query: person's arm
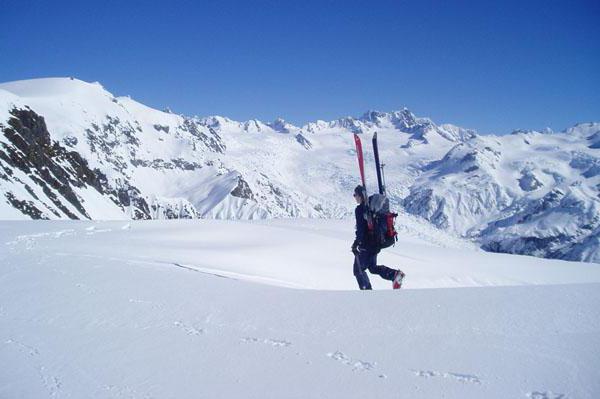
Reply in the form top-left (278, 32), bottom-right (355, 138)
top-left (354, 205), bottom-right (367, 250)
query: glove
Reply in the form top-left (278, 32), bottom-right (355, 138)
top-left (351, 240), bottom-right (359, 256)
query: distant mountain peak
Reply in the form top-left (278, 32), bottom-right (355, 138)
top-left (510, 127), bottom-right (555, 136)
top-left (268, 118), bottom-right (296, 133)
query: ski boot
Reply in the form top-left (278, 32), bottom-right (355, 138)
top-left (393, 270), bottom-right (405, 289)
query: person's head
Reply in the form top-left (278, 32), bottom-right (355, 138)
top-left (353, 185), bottom-right (365, 204)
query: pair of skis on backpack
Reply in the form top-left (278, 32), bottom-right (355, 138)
top-left (354, 132), bottom-right (385, 198)
top-left (354, 132), bottom-right (405, 289)
top-left (353, 132), bottom-right (399, 250)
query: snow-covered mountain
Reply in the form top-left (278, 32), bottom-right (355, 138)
top-left (1, 78), bottom-right (598, 263)
top-left (403, 125), bottom-right (600, 263)
top-left (0, 77), bottom-right (469, 222)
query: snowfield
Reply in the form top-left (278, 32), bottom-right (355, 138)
top-left (1, 218), bottom-right (600, 398)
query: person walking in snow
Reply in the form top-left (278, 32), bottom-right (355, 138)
top-left (351, 185), bottom-right (404, 290)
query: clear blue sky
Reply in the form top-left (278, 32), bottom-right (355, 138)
top-left (1, 0), bottom-right (598, 134)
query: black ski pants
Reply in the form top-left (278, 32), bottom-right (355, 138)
top-left (353, 250), bottom-right (396, 290)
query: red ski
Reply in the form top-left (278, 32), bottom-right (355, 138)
top-left (353, 133), bottom-right (366, 190)
top-left (354, 133), bottom-right (373, 229)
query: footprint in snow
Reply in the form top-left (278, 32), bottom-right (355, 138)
top-left (5, 338), bottom-right (40, 356)
top-left (414, 370), bottom-right (438, 378)
top-left (6, 340), bottom-right (62, 397)
top-left (446, 372), bottom-right (482, 384)
top-left (327, 351), bottom-right (376, 372)
top-left (128, 298), bottom-right (163, 311)
top-left (6, 229), bottom-right (76, 249)
top-left (51, 229), bottom-right (75, 238)
top-left (264, 338), bottom-right (292, 347)
top-left (241, 337), bottom-right (292, 347)
top-left (6, 235), bottom-right (36, 250)
top-left (85, 226), bottom-right (112, 235)
top-left (526, 392), bottom-right (568, 399)
top-left (411, 369), bottom-right (481, 384)
top-left (75, 283), bottom-right (96, 294)
top-left (39, 366), bottom-right (62, 398)
top-left (173, 321), bottom-right (204, 336)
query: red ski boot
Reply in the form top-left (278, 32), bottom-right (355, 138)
top-left (393, 270), bottom-right (405, 289)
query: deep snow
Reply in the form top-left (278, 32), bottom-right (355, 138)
top-left (1, 219), bottom-right (600, 398)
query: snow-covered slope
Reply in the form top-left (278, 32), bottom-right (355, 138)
top-left (1, 77), bottom-right (599, 263)
top-left (403, 125), bottom-right (600, 262)
top-left (0, 78), bottom-right (229, 220)
top-left (1, 219), bottom-right (599, 398)
top-left (0, 78), bottom-right (471, 223)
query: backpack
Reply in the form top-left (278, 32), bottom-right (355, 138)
top-left (367, 193), bottom-right (398, 250)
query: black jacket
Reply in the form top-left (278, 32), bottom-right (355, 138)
top-left (354, 203), bottom-right (378, 252)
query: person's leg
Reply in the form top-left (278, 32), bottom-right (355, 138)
top-left (353, 255), bottom-right (372, 290)
top-left (366, 253), bottom-right (397, 281)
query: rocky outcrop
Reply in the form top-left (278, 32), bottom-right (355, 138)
top-left (0, 108), bottom-right (151, 219)
top-left (1, 108), bottom-right (105, 218)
